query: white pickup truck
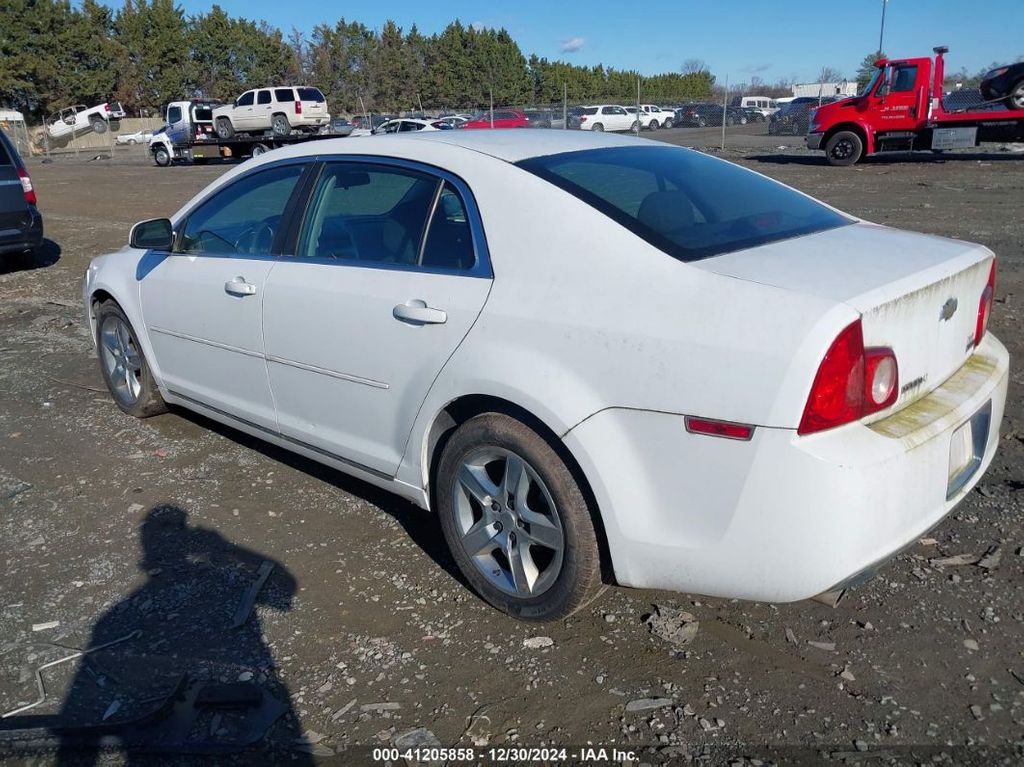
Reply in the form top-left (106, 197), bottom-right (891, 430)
top-left (46, 102), bottom-right (126, 141)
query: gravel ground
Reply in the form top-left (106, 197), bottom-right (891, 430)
top-left (1, 132), bottom-right (1022, 764)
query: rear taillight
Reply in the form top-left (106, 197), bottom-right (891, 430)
top-left (295, 100), bottom-right (302, 114)
top-left (974, 259), bottom-right (996, 347)
top-left (17, 168), bottom-right (36, 205)
top-left (580, 115), bottom-right (587, 122)
top-left (798, 319), bottom-right (898, 435)
top-left (103, 102), bottom-right (109, 114)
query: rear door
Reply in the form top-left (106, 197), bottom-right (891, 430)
top-left (255, 89), bottom-right (273, 130)
top-left (0, 134), bottom-right (29, 233)
top-left (262, 159), bottom-right (492, 476)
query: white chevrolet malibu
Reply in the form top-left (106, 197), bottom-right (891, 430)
top-left (83, 131), bottom-right (1008, 620)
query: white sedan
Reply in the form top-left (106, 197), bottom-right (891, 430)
top-left (116, 128), bottom-right (155, 145)
top-left (82, 131), bottom-right (1008, 620)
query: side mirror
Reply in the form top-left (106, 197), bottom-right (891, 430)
top-left (129, 218), bottom-right (174, 250)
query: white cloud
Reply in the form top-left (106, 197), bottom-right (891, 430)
top-left (561, 36), bottom-right (585, 53)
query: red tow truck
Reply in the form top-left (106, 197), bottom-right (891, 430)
top-left (808, 47), bottom-right (1024, 165)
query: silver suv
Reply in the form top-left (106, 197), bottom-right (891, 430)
top-left (213, 87), bottom-right (330, 138)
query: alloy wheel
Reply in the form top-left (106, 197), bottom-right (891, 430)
top-left (99, 315), bottom-right (142, 405)
top-left (452, 448), bottom-right (565, 598)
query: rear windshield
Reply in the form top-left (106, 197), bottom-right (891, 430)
top-left (193, 106), bottom-right (214, 121)
top-left (297, 88), bottom-right (325, 103)
top-left (517, 146), bottom-right (849, 262)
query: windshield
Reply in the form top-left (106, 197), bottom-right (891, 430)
top-left (517, 146), bottom-right (850, 262)
top-left (860, 66), bottom-right (884, 97)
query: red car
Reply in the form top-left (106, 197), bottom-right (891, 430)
top-left (460, 109), bottom-right (528, 129)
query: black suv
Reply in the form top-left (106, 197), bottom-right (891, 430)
top-left (0, 129), bottom-right (42, 259)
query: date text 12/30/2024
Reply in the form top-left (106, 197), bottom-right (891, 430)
top-left (372, 746), bottom-right (638, 763)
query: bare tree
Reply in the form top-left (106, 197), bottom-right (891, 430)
top-left (817, 66), bottom-right (843, 84)
top-left (681, 58), bottom-right (708, 75)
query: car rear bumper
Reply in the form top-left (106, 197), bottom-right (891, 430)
top-left (0, 207), bottom-right (43, 255)
top-left (563, 333), bottom-right (1009, 602)
top-left (807, 131), bottom-right (824, 150)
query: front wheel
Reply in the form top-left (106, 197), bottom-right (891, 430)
top-left (1007, 79), bottom-right (1024, 110)
top-left (95, 301), bottom-right (167, 418)
top-left (436, 413), bottom-right (603, 621)
top-left (153, 147), bottom-right (171, 167)
top-left (825, 130), bottom-right (864, 166)
top-left (216, 118), bottom-right (235, 139)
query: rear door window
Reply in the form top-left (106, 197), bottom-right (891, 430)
top-left (296, 163), bottom-right (439, 266)
top-left (257, 90), bottom-right (272, 105)
top-left (518, 146), bottom-right (850, 262)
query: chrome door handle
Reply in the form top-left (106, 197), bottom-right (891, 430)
top-left (393, 299), bottom-right (447, 325)
top-left (225, 277), bottom-right (257, 296)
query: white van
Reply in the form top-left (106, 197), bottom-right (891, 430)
top-left (739, 96), bottom-right (778, 117)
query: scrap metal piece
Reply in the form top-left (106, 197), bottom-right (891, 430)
top-left (231, 561), bottom-right (274, 629)
top-left (1, 630), bottom-right (141, 719)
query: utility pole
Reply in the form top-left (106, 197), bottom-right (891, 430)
top-left (721, 74), bottom-right (728, 150)
top-left (635, 77), bottom-right (640, 136)
top-left (563, 81), bottom-right (567, 130)
top-left (878, 0), bottom-right (888, 54)
top-left (489, 87), bottom-right (494, 129)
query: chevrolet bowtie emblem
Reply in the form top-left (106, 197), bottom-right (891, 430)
top-left (939, 297), bottom-right (958, 321)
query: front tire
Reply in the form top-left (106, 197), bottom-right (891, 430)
top-left (825, 130), bottom-right (864, 166)
top-left (153, 147), bottom-right (171, 167)
top-left (1008, 79), bottom-right (1024, 110)
top-left (436, 414), bottom-right (602, 621)
top-left (216, 118), bottom-right (235, 139)
top-left (95, 301), bottom-right (167, 418)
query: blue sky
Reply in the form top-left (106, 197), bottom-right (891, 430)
top-left (161, 0), bottom-right (1020, 83)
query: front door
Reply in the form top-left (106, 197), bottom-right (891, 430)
top-left (872, 61), bottom-right (923, 131)
top-left (139, 162), bottom-right (306, 429)
top-left (263, 160), bottom-right (492, 476)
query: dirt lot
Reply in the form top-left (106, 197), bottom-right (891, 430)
top-left (1, 133), bottom-right (1022, 764)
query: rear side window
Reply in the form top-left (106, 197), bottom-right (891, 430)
top-left (297, 88), bottom-right (325, 103)
top-left (297, 163), bottom-right (437, 265)
top-left (581, 107), bottom-right (598, 115)
top-left (274, 88), bottom-right (294, 102)
top-left (0, 133), bottom-right (13, 166)
top-left (517, 146), bottom-right (850, 262)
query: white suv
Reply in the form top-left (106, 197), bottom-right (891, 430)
top-left (639, 104), bottom-right (675, 129)
top-left (213, 87), bottom-right (330, 138)
top-left (576, 105), bottom-right (636, 132)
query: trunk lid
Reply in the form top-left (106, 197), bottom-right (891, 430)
top-left (695, 222), bottom-right (993, 413)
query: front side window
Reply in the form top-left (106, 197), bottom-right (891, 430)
top-left (180, 164), bottom-right (304, 257)
top-left (890, 64), bottom-right (918, 93)
top-left (518, 146), bottom-right (850, 262)
top-left (167, 106), bottom-right (183, 123)
top-left (257, 90), bottom-right (272, 105)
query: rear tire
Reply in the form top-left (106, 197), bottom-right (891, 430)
top-left (250, 143), bottom-right (269, 158)
top-left (271, 114), bottom-right (290, 137)
top-left (90, 118), bottom-right (107, 134)
top-left (216, 118), bottom-right (235, 139)
top-left (591, 122), bottom-right (604, 132)
top-left (649, 120), bottom-right (660, 130)
top-left (825, 130), bottom-right (864, 166)
top-left (94, 301), bottom-right (167, 419)
top-left (436, 413), bottom-right (603, 621)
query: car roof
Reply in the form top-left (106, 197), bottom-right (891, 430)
top-left (256, 128), bottom-right (654, 164)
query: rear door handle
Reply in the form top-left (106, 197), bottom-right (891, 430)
top-left (393, 299), bottom-right (447, 325)
top-left (225, 277), bottom-right (257, 296)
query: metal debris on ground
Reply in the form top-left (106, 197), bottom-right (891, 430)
top-left (930, 553), bottom-right (981, 567)
top-left (625, 698), bottom-right (673, 713)
top-left (30, 621), bottom-right (59, 632)
top-left (230, 560), bottom-right (274, 629)
top-left (977, 545), bottom-right (1003, 570)
top-left (645, 606), bottom-right (699, 646)
top-left (1, 630), bottom-right (141, 719)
